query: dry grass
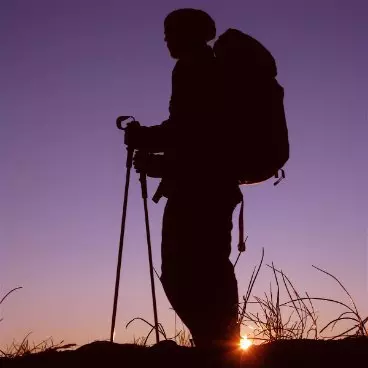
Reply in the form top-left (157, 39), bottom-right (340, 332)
top-left (2, 249), bottom-right (367, 357)
top-left (0, 286), bottom-right (75, 358)
top-left (0, 334), bottom-right (75, 358)
top-left (127, 317), bottom-right (193, 347)
top-left (238, 248), bottom-right (368, 343)
top-left (0, 287), bottom-right (22, 324)
top-left (129, 247), bottom-right (367, 346)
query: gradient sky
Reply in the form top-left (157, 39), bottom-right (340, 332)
top-left (1, 0), bottom-right (367, 348)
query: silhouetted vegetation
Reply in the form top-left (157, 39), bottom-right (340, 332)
top-left (1, 255), bottom-right (367, 367)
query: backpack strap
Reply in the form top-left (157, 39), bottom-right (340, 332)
top-left (238, 194), bottom-right (247, 252)
top-left (273, 169), bottom-right (286, 186)
top-left (234, 192), bottom-right (247, 267)
top-left (152, 181), bottom-right (165, 203)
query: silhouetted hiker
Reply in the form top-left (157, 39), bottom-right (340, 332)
top-left (125, 9), bottom-right (242, 350)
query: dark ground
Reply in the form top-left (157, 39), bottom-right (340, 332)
top-left (1, 336), bottom-right (367, 368)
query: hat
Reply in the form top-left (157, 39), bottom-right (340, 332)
top-left (164, 8), bottom-right (216, 43)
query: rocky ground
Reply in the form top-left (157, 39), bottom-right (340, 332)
top-left (1, 336), bottom-right (367, 368)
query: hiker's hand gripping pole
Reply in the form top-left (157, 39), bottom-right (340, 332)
top-left (110, 116), bottom-right (136, 343)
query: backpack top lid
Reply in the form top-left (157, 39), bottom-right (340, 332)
top-left (213, 28), bottom-right (277, 78)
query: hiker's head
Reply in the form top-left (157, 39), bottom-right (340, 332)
top-left (164, 9), bottom-right (216, 59)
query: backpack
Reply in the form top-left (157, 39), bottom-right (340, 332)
top-left (213, 28), bottom-right (289, 186)
top-left (213, 29), bottom-right (290, 257)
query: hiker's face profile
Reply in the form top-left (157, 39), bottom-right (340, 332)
top-left (164, 26), bottom-right (203, 59)
top-left (164, 29), bottom-right (188, 59)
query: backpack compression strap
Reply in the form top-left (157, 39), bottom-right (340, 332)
top-left (234, 169), bottom-right (285, 268)
top-left (273, 169), bottom-right (286, 186)
top-left (234, 193), bottom-right (247, 267)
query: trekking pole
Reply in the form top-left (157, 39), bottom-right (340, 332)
top-left (139, 169), bottom-right (160, 344)
top-left (110, 116), bottom-right (135, 343)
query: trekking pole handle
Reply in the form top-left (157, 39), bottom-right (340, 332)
top-left (116, 115), bottom-right (136, 130)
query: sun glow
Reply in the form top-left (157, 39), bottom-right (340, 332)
top-left (240, 335), bottom-right (252, 350)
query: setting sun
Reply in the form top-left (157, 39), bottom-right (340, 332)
top-left (240, 335), bottom-right (253, 350)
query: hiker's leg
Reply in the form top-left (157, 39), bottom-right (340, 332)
top-left (189, 194), bottom-right (240, 348)
top-left (160, 192), bottom-right (240, 348)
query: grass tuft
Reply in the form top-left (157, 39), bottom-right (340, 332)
top-left (238, 249), bottom-right (368, 342)
top-left (0, 333), bottom-right (76, 358)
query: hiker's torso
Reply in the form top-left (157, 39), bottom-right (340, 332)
top-left (160, 46), bottom-right (238, 197)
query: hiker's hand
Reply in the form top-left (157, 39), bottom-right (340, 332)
top-left (133, 150), bottom-right (150, 173)
top-left (124, 121), bottom-right (141, 148)
top-left (133, 151), bottom-right (165, 178)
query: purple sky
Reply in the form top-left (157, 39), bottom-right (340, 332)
top-left (1, 0), bottom-right (367, 348)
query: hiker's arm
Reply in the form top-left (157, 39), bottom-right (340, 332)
top-left (127, 119), bottom-right (174, 153)
top-left (124, 63), bottom-right (187, 152)
top-left (168, 59), bottom-right (219, 140)
top-left (125, 59), bottom-right (216, 152)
